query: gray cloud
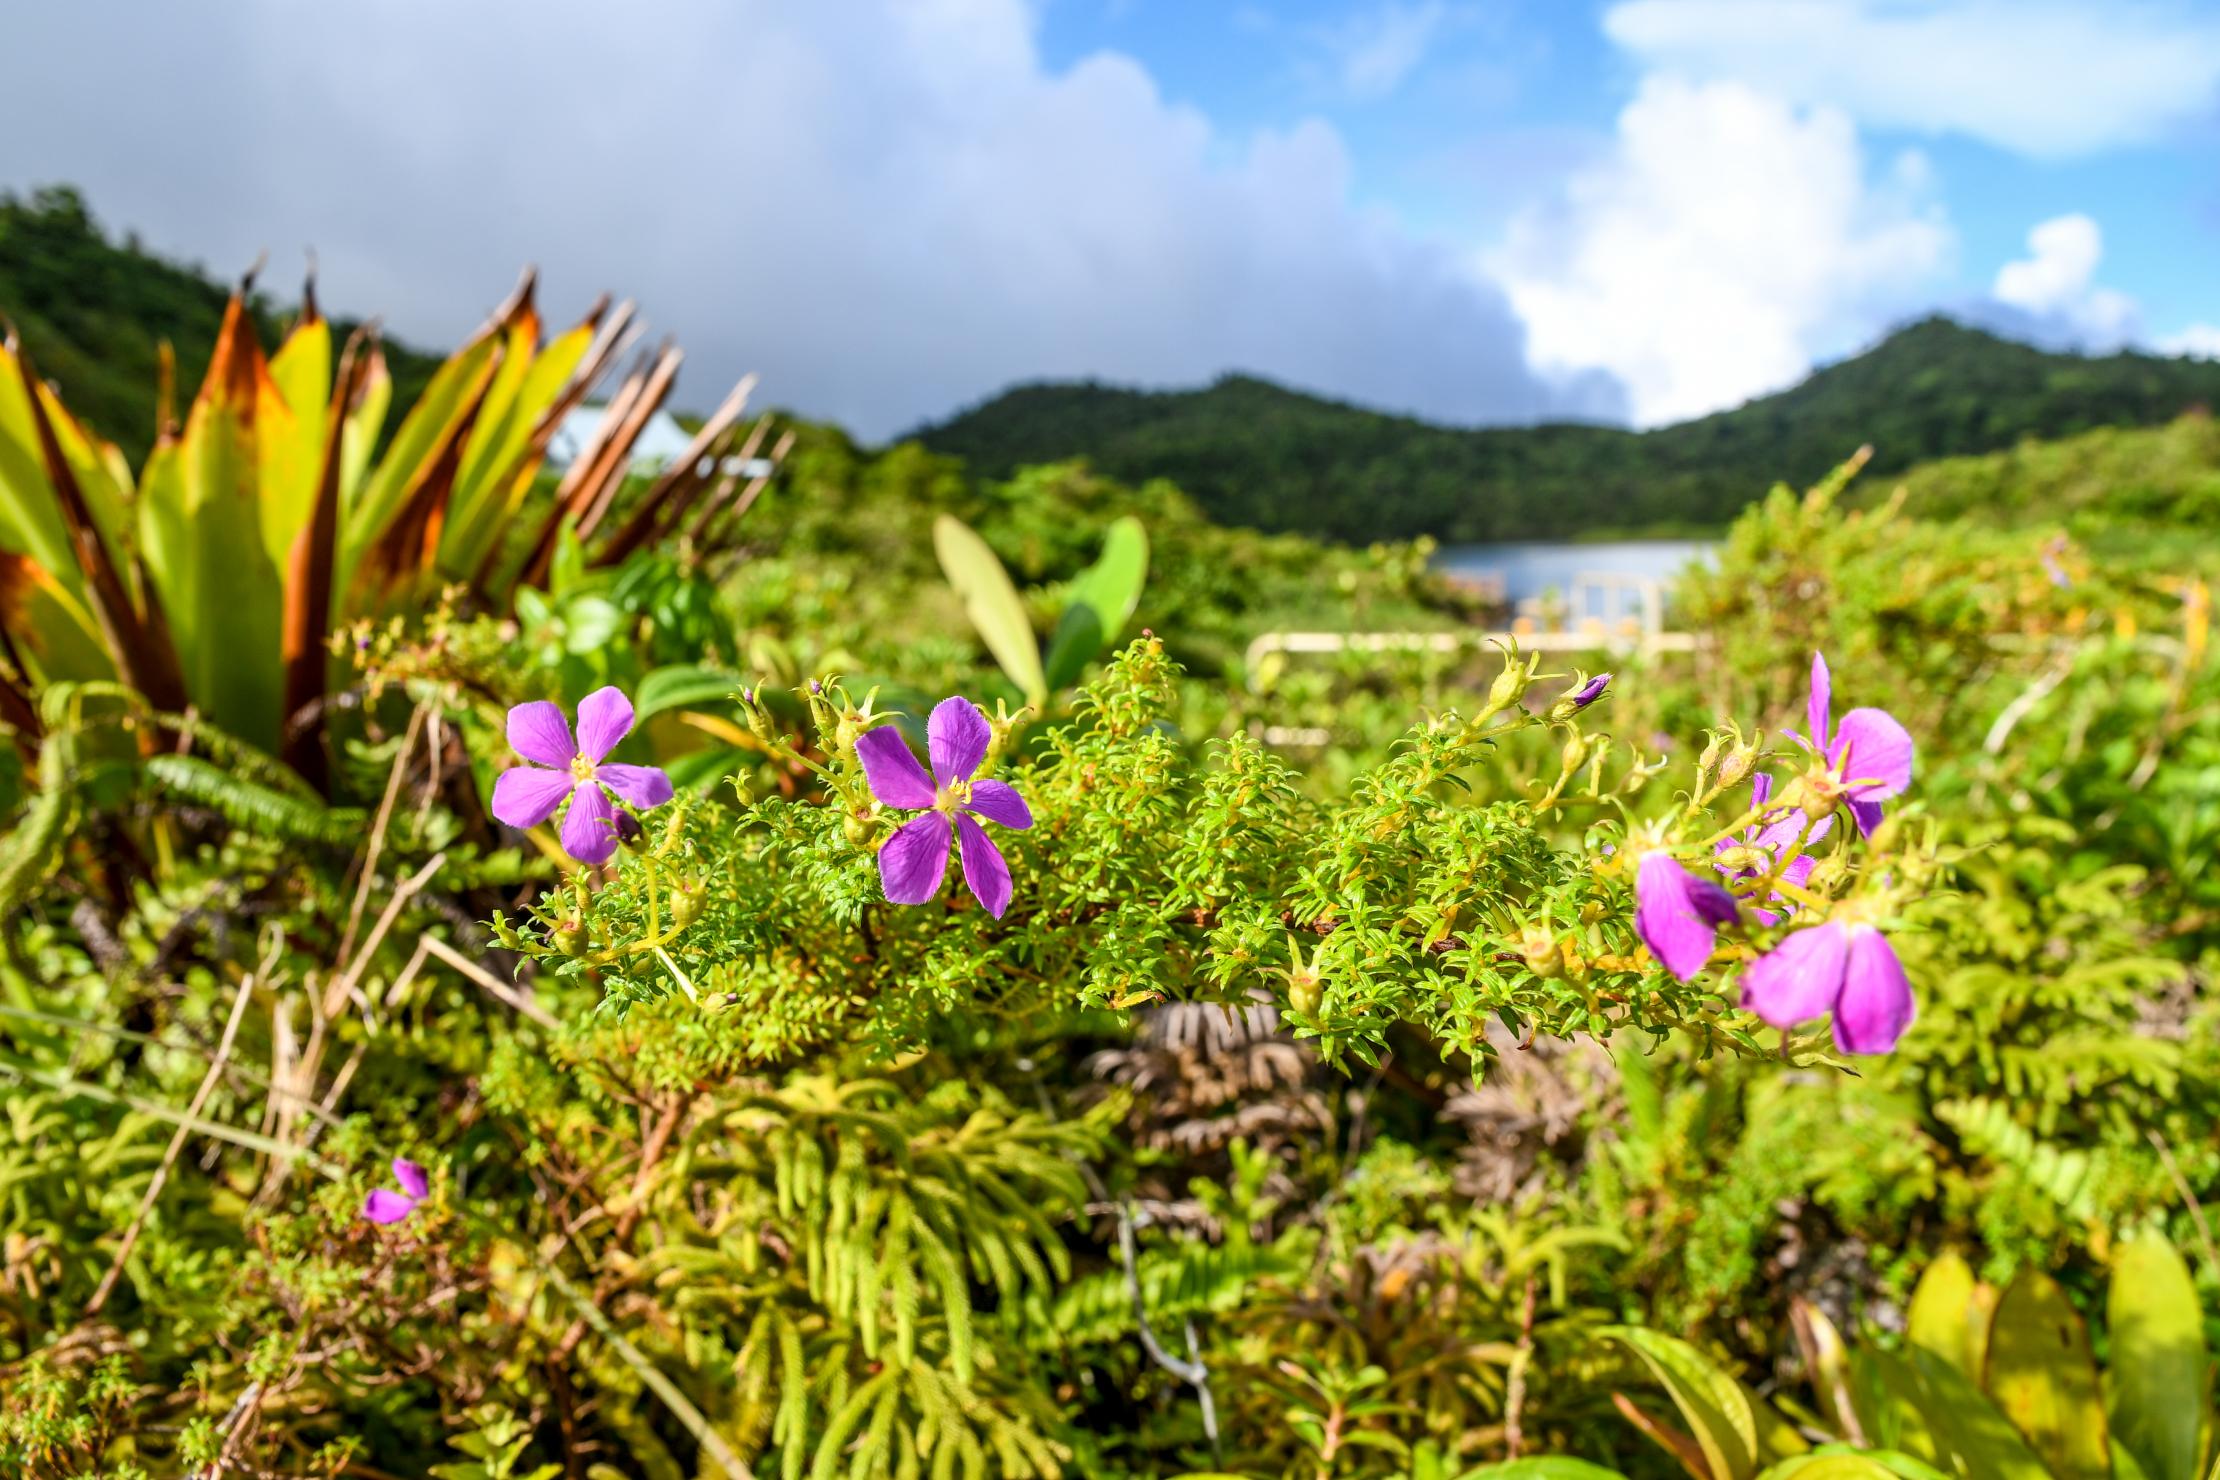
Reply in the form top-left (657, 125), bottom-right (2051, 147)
top-left (0, 0), bottom-right (1624, 440)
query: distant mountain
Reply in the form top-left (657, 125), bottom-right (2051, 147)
top-left (0, 185), bottom-right (441, 466)
top-left (914, 320), bottom-right (2220, 543)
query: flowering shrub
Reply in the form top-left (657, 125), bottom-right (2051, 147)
top-left (484, 637), bottom-right (1936, 1086)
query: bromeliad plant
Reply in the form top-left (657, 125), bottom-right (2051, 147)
top-left (492, 636), bottom-right (1939, 1078)
top-left (0, 270), bottom-right (763, 785)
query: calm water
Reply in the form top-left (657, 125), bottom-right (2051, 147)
top-left (1434, 539), bottom-right (1716, 606)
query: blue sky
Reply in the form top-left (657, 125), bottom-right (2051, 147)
top-left (1, 0), bottom-right (2216, 436)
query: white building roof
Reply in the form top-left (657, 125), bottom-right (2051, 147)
top-left (545, 404), bottom-right (699, 471)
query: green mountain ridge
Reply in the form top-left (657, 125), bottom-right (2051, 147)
top-left (915, 321), bottom-right (2220, 543)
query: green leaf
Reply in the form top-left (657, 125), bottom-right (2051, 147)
top-left (1457, 1461), bottom-right (1629, 1478)
top-left (1043, 515), bottom-right (1148, 690)
top-left (1985, 1268), bottom-right (2111, 1480)
top-left (1906, 1252), bottom-right (1984, 1379)
top-left (933, 513), bottom-right (1045, 705)
top-left (1605, 1325), bottom-right (1807, 1480)
top-left (1758, 1458), bottom-right (1930, 1480)
top-left (2107, 1234), bottom-right (2207, 1480)
top-left (635, 664), bottom-right (746, 722)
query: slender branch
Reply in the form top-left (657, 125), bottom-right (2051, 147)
top-left (1118, 1203), bottom-right (1221, 1462)
top-left (84, 971), bottom-right (259, 1316)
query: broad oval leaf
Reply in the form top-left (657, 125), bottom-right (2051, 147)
top-left (2107, 1233), bottom-right (2208, 1480)
top-left (1983, 1270), bottom-right (2110, 1480)
top-left (1457, 1461), bottom-right (1630, 1478)
top-left (933, 513), bottom-right (1045, 705)
top-left (1905, 1251), bottom-right (1983, 1379)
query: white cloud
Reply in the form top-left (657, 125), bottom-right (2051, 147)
top-left (1989, 214), bottom-right (2138, 348)
top-left (0, 0), bottom-right (1618, 440)
top-left (1320, 2), bottom-right (1450, 100)
top-left (1604, 0), bottom-right (2220, 158)
top-left (2158, 324), bottom-right (2220, 359)
top-left (1493, 77), bottom-right (1951, 426)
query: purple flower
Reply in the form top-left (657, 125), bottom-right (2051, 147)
top-left (491, 686), bottom-right (673, 865)
top-left (1739, 919), bottom-right (1915, 1054)
top-left (2041, 535), bottom-right (2072, 590)
top-left (1795, 653), bottom-right (1913, 838)
top-left (1569, 672), bottom-right (1611, 708)
top-left (362, 1156), bottom-right (429, 1225)
top-left (1635, 850), bottom-right (1739, 982)
top-left (856, 697), bottom-right (1033, 918)
top-left (1715, 774), bottom-right (1831, 926)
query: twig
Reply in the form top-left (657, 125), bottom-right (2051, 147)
top-left (420, 934), bottom-right (561, 1030)
top-left (84, 971), bottom-right (259, 1316)
top-left (537, 1256), bottom-right (753, 1478)
top-left (2149, 1129), bottom-right (2220, 1283)
top-left (336, 702), bottom-right (428, 970)
top-left (551, 1094), bottom-right (685, 1361)
top-left (1117, 1202), bottom-right (1221, 1463)
top-left (189, 1381), bottom-right (263, 1480)
top-left (0, 1053), bottom-right (343, 1175)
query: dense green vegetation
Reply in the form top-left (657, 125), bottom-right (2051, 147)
top-left (7, 207), bottom-right (2220, 1478)
top-left (1876, 409), bottom-right (2220, 544)
top-left (918, 321), bottom-right (2220, 542)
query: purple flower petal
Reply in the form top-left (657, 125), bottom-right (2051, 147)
top-left (363, 1189), bottom-right (418, 1225)
top-left (561, 781), bottom-right (619, 865)
top-left (596, 764), bottom-right (674, 810)
top-left (956, 813), bottom-right (1014, 918)
top-left (507, 701), bottom-right (575, 768)
top-left (1750, 773), bottom-right (1774, 809)
top-left (1835, 926), bottom-right (1915, 1054)
top-left (963, 778), bottom-right (1033, 831)
top-left (878, 812), bottom-right (952, 905)
top-left (1739, 921), bottom-right (1849, 1031)
top-left (1570, 673), bottom-right (1611, 708)
top-left (1833, 706), bottom-right (1914, 801)
top-left (927, 696), bottom-right (990, 786)
top-left (392, 1157), bottom-right (429, 1201)
top-left (1849, 797), bottom-right (1887, 838)
top-left (856, 726), bottom-right (937, 809)
top-left (1807, 652), bottom-right (1833, 752)
top-left (1636, 852), bottom-right (1733, 982)
top-left (575, 686), bottom-right (636, 764)
top-left (491, 766), bottom-right (576, 829)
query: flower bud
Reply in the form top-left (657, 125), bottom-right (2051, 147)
top-left (670, 878), bottom-right (707, 929)
top-left (552, 917), bottom-right (588, 957)
top-left (1287, 973), bottom-right (1323, 1016)
top-left (842, 810), bottom-right (874, 846)
top-left (490, 911), bottom-right (525, 951)
top-left (1546, 671), bottom-right (1611, 722)
top-left (1559, 728), bottom-right (1589, 778)
top-left (1488, 649), bottom-right (1537, 712)
top-left (1520, 925), bottom-right (1562, 979)
top-left (1716, 734), bottom-right (1761, 790)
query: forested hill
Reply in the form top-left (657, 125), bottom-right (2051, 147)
top-left (915, 321), bottom-right (2220, 542)
top-left (0, 186), bottom-right (440, 466)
